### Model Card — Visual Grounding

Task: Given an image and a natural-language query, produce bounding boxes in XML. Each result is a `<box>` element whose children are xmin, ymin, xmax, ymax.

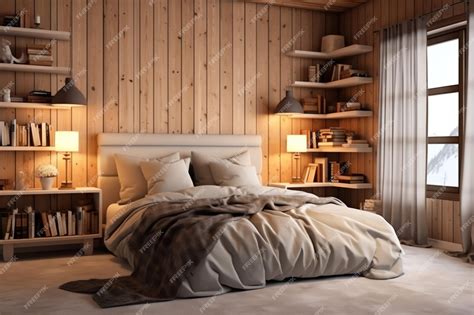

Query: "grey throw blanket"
<box><xmin>60</xmin><ymin>194</ymin><xmax>343</xmax><ymax>308</ymax></box>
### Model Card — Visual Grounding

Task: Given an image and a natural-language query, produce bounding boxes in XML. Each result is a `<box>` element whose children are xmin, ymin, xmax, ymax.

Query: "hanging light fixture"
<box><xmin>52</xmin><ymin>77</ymin><xmax>86</xmax><ymax>107</ymax></box>
<box><xmin>274</xmin><ymin>90</ymin><xmax>304</xmax><ymax>115</ymax></box>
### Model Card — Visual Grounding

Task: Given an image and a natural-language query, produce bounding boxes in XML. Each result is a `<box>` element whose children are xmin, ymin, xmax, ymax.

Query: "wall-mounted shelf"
<box><xmin>0</xmin><ymin>26</ymin><xmax>70</xmax><ymax>41</ymax></box>
<box><xmin>286</xmin><ymin>44</ymin><xmax>373</xmax><ymax>60</ymax></box>
<box><xmin>0</xmin><ymin>147</ymin><xmax>55</xmax><ymax>152</ymax></box>
<box><xmin>291</xmin><ymin>77</ymin><xmax>373</xmax><ymax>89</ymax></box>
<box><xmin>0</xmin><ymin>187</ymin><xmax>100</xmax><ymax>196</ymax></box>
<box><xmin>270</xmin><ymin>182</ymin><xmax>372</xmax><ymax>190</ymax></box>
<box><xmin>287</xmin><ymin>110</ymin><xmax>373</xmax><ymax>119</ymax></box>
<box><xmin>307</xmin><ymin>147</ymin><xmax>372</xmax><ymax>153</ymax></box>
<box><xmin>0</xmin><ymin>102</ymin><xmax>71</xmax><ymax>110</ymax></box>
<box><xmin>0</xmin><ymin>63</ymin><xmax>70</xmax><ymax>75</ymax></box>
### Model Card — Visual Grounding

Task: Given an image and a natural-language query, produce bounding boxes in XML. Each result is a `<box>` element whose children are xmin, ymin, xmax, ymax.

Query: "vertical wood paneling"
<box><xmin>154</xmin><ymin>0</ymin><xmax>169</xmax><ymax>133</ymax></box>
<box><xmin>207</xmin><ymin>0</ymin><xmax>220</xmax><ymax>134</ymax></box>
<box><xmin>256</xmin><ymin>3</ymin><xmax>269</xmax><ymax>184</ymax></box>
<box><xmin>244</xmin><ymin>2</ymin><xmax>257</xmax><ymax>135</ymax></box>
<box><xmin>104</xmin><ymin>0</ymin><xmax>119</xmax><ymax>133</ymax></box>
<box><xmin>220</xmin><ymin>0</ymin><xmax>233</xmax><ymax>134</ymax></box>
<box><xmin>232</xmin><ymin>0</ymin><xmax>245</xmax><ymax>134</ymax></box>
<box><xmin>139</xmin><ymin>0</ymin><xmax>154</xmax><ymax>133</ymax></box>
<box><xmin>195</xmin><ymin>0</ymin><xmax>207</xmax><ymax>134</ymax></box>
<box><xmin>268</xmin><ymin>6</ymin><xmax>281</xmax><ymax>183</ymax></box>
<box><xmin>181</xmin><ymin>0</ymin><xmax>195</xmax><ymax>134</ymax></box>
<box><xmin>168</xmin><ymin>0</ymin><xmax>182</xmax><ymax>134</ymax></box>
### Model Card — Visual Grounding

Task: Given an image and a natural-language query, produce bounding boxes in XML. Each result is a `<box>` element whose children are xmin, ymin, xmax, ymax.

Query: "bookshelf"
<box><xmin>270</xmin><ymin>182</ymin><xmax>373</xmax><ymax>190</ymax></box>
<box><xmin>291</xmin><ymin>77</ymin><xmax>373</xmax><ymax>89</ymax></box>
<box><xmin>286</xmin><ymin>44</ymin><xmax>373</xmax><ymax>60</ymax></box>
<box><xmin>287</xmin><ymin>110</ymin><xmax>373</xmax><ymax>119</ymax></box>
<box><xmin>307</xmin><ymin>147</ymin><xmax>373</xmax><ymax>153</ymax></box>
<box><xmin>0</xmin><ymin>63</ymin><xmax>71</xmax><ymax>75</ymax></box>
<box><xmin>0</xmin><ymin>147</ymin><xmax>56</xmax><ymax>152</ymax></box>
<box><xmin>283</xmin><ymin>42</ymin><xmax>374</xmax><ymax>193</ymax></box>
<box><xmin>0</xmin><ymin>188</ymin><xmax>102</xmax><ymax>261</ymax></box>
<box><xmin>0</xmin><ymin>26</ymin><xmax>71</xmax><ymax>40</ymax></box>
<box><xmin>0</xmin><ymin>102</ymin><xmax>71</xmax><ymax>110</ymax></box>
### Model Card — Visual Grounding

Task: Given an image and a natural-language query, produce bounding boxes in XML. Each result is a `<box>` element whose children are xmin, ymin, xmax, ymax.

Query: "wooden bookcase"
<box><xmin>0</xmin><ymin>188</ymin><xmax>102</xmax><ymax>261</ymax></box>
<box><xmin>272</xmin><ymin>43</ymin><xmax>373</xmax><ymax>191</ymax></box>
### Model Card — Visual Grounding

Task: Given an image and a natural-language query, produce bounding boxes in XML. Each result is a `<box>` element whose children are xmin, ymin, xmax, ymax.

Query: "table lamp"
<box><xmin>287</xmin><ymin>135</ymin><xmax>307</xmax><ymax>183</ymax></box>
<box><xmin>55</xmin><ymin>131</ymin><xmax>79</xmax><ymax>189</ymax></box>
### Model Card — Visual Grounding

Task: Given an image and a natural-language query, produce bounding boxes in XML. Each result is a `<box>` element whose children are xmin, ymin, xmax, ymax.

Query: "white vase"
<box><xmin>40</xmin><ymin>177</ymin><xmax>55</xmax><ymax>190</ymax></box>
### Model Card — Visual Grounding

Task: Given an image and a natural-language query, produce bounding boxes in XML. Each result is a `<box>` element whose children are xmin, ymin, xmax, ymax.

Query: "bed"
<box><xmin>75</xmin><ymin>133</ymin><xmax>404</xmax><ymax>308</ymax></box>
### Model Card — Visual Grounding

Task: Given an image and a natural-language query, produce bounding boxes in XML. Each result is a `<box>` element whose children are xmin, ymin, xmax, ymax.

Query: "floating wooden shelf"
<box><xmin>270</xmin><ymin>182</ymin><xmax>372</xmax><ymax>189</ymax></box>
<box><xmin>0</xmin><ymin>187</ymin><xmax>101</xmax><ymax>196</ymax></box>
<box><xmin>287</xmin><ymin>45</ymin><xmax>373</xmax><ymax>60</ymax></box>
<box><xmin>0</xmin><ymin>233</ymin><xmax>100</xmax><ymax>246</ymax></box>
<box><xmin>0</xmin><ymin>102</ymin><xmax>71</xmax><ymax>110</ymax></box>
<box><xmin>307</xmin><ymin>147</ymin><xmax>372</xmax><ymax>153</ymax></box>
<box><xmin>0</xmin><ymin>26</ymin><xmax>70</xmax><ymax>40</ymax></box>
<box><xmin>0</xmin><ymin>63</ymin><xmax>70</xmax><ymax>75</ymax></box>
<box><xmin>0</xmin><ymin>146</ymin><xmax>55</xmax><ymax>152</ymax></box>
<box><xmin>291</xmin><ymin>77</ymin><xmax>373</xmax><ymax>89</ymax></box>
<box><xmin>287</xmin><ymin>110</ymin><xmax>373</xmax><ymax>119</ymax></box>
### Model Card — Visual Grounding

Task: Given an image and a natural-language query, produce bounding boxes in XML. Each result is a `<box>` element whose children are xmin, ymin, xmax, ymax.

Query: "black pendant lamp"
<box><xmin>274</xmin><ymin>90</ymin><xmax>304</xmax><ymax>115</ymax></box>
<box><xmin>52</xmin><ymin>77</ymin><xmax>86</xmax><ymax>107</ymax></box>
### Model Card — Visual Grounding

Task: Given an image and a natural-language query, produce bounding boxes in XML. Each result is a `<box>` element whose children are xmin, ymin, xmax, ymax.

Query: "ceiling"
<box><xmin>245</xmin><ymin>0</ymin><xmax>368</xmax><ymax>12</ymax></box>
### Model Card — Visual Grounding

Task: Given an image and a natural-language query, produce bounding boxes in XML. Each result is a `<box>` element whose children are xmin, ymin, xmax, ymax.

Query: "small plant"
<box><xmin>35</xmin><ymin>164</ymin><xmax>58</xmax><ymax>178</ymax></box>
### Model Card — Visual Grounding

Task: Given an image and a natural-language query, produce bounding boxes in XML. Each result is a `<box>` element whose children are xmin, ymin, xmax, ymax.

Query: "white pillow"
<box><xmin>114</xmin><ymin>152</ymin><xmax>180</xmax><ymax>203</ymax></box>
<box><xmin>191</xmin><ymin>151</ymin><xmax>251</xmax><ymax>185</ymax></box>
<box><xmin>140</xmin><ymin>159</ymin><xmax>194</xmax><ymax>195</ymax></box>
<box><xmin>209</xmin><ymin>160</ymin><xmax>261</xmax><ymax>187</ymax></box>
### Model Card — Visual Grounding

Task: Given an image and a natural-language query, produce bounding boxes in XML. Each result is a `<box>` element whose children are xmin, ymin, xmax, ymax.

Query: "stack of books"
<box><xmin>335</xmin><ymin>174</ymin><xmax>366</xmax><ymax>184</ymax></box>
<box><xmin>329</xmin><ymin>161</ymin><xmax>351</xmax><ymax>182</ymax></box>
<box><xmin>0</xmin><ymin>120</ymin><xmax>55</xmax><ymax>147</ymax></box>
<box><xmin>302</xmin><ymin>95</ymin><xmax>326</xmax><ymax>114</ymax></box>
<box><xmin>27</xmin><ymin>45</ymin><xmax>53</xmax><ymax>66</ymax></box>
<box><xmin>340</xmin><ymin>68</ymin><xmax>369</xmax><ymax>79</ymax></box>
<box><xmin>303</xmin><ymin>158</ymin><xmax>329</xmax><ymax>183</ymax></box>
<box><xmin>26</xmin><ymin>90</ymin><xmax>52</xmax><ymax>103</ymax></box>
<box><xmin>318</xmin><ymin>127</ymin><xmax>347</xmax><ymax>147</ymax></box>
<box><xmin>0</xmin><ymin>205</ymin><xmax>99</xmax><ymax>240</ymax></box>
<box><xmin>342</xmin><ymin>139</ymin><xmax>369</xmax><ymax>149</ymax></box>
<box><xmin>336</xmin><ymin>102</ymin><xmax>362</xmax><ymax>112</ymax></box>
<box><xmin>331</xmin><ymin>64</ymin><xmax>352</xmax><ymax>81</ymax></box>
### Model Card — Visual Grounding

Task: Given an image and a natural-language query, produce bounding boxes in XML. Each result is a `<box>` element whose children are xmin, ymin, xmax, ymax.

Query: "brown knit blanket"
<box><xmin>60</xmin><ymin>194</ymin><xmax>343</xmax><ymax>308</ymax></box>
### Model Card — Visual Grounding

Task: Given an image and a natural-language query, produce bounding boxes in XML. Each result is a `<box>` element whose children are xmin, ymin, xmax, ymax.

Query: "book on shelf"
<box><xmin>1</xmin><ymin>206</ymin><xmax>99</xmax><ymax>240</ymax></box>
<box><xmin>313</xmin><ymin>158</ymin><xmax>328</xmax><ymax>183</ymax></box>
<box><xmin>0</xmin><ymin>120</ymin><xmax>54</xmax><ymax>147</ymax></box>
<box><xmin>331</xmin><ymin>64</ymin><xmax>352</xmax><ymax>82</ymax></box>
<box><xmin>318</xmin><ymin>142</ymin><xmax>346</xmax><ymax>147</ymax></box>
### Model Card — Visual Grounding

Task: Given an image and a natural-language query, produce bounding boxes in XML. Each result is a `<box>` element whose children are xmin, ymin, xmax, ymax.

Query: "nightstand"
<box><xmin>0</xmin><ymin>187</ymin><xmax>102</xmax><ymax>262</ymax></box>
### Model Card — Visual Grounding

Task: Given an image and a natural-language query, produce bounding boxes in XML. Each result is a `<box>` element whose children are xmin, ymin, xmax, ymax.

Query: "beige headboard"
<box><xmin>97</xmin><ymin>133</ymin><xmax>262</xmax><ymax>215</ymax></box>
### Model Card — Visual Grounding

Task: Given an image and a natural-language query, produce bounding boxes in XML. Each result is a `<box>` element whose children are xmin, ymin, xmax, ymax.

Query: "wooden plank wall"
<box><xmin>0</xmin><ymin>0</ymin><xmax>338</xmax><ymax>195</ymax></box>
<box><xmin>340</xmin><ymin>0</ymin><xmax>468</xmax><ymax>243</ymax></box>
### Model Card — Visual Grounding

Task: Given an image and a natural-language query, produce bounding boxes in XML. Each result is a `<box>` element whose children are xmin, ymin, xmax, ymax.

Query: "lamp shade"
<box><xmin>52</xmin><ymin>78</ymin><xmax>86</xmax><ymax>106</ymax></box>
<box><xmin>274</xmin><ymin>90</ymin><xmax>304</xmax><ymax>115</ymax></box>
<box><xmin>287</xmin><ymin>135</ymin><xmax>307</xmax><ymax>153</ymax></box>
<box><xmin>55</xmin><ymin>131</ymin><xmax>79</xmax><ymax>152</ymax></box>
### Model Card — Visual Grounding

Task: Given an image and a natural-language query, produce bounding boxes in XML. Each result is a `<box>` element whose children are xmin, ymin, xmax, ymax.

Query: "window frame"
<box><xmin>426</xmin><ymin>29</ymin><xmax>465</xmax><ymax>200</ymax></box>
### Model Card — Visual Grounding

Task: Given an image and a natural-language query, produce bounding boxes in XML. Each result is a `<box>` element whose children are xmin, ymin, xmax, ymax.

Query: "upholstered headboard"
<box><xmin>97</xmin><ymin>133</ymin><xmax>262</xmax><ymax>215</ymax></box>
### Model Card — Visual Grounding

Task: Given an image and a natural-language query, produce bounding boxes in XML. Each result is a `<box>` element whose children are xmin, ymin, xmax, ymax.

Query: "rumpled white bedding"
<box><xmin>105</xmin><ymin>186</ymin><xmax>404</xmax><ymax>297</ymax></box>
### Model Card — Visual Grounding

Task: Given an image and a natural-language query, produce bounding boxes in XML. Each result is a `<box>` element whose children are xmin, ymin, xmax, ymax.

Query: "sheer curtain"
<box><xmin>377</xmin><ymin>18</ymin><xmax>428</xmax><ymax>245</ymax></box>
<box><xmin>460</xmin><ymin>3</ymin><xmax>474</xmax><ymax>261</ymax></box>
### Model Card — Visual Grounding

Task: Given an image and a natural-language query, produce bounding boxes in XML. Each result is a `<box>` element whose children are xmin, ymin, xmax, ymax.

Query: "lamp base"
<box><xmin>59</xmin><ymin>181</ymin><xmax>75</xmax><ymax>190</ymax></box>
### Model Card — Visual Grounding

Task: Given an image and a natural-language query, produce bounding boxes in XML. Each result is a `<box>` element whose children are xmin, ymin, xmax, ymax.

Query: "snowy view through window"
<box><xmin>427</xmin><ymin>38</ymin><xmax>460</xmax><ymax>188</ymax></box>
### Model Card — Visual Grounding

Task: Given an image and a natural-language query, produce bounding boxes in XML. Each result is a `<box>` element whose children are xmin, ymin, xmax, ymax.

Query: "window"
<box><xmin>426</xmin><ymin>30</ymin><xmax>465</xmax><ymax>198</ymax></box>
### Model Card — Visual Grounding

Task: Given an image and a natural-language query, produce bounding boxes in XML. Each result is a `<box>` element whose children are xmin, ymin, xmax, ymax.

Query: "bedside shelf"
<box><xmin>0</xmin><ymin>26</ymin><xmax>70</xmax><ymax>40</ymax></box>
<box><xmin>307</xmin><ymin>147</ymin><xmax>372</xmax><ymax>153</ymax></box>
<box><xmin>287</xmin><ymin>110</ymin><xmax>373</xmax><ymax>119</ymax></box>
<box><xmin>0</xmin><ymin>146</ymin><xmax>55</xmax><ymax>152</ymax></box>
<box><xmin>270</xmin><ymin>182</ymin><xmax>372</xmax><ymax>189</ymax></box>
<box><xmin>0</xmin><ymin>63</ymin><xmax>71</xmax><ymax>75</ymax></box>
<box><xmin>0</xmin><ymin>188</ymin><xmax>100</xmax><ymax>196</ymax></box>
<box><xmin>286</xmin><ymin>44</ymin><xmax>373</xmax><ymax>60</ymax></box>
<box><xmin>0</xmin><ymin>102</ymin><xmax>71</xmax><ymax>110</ymax></box>
<box><xmin>0</xmin><ymin>187</ymin><xmax>102</xmax><ymax>261</ymax></box>
<box><xmin>291</xmin><ymin>77</ymin><xmax>373</xmax><ymax>89</ymax></box>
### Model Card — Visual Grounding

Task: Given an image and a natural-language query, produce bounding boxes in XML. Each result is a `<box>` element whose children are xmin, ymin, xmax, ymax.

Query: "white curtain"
<box><xmin>460</xmin><ymin>3</ymin><xmax>474</xmax><ymax>260</ymax></box>
<box><xmin>378</xmin><ymin>18</ymin><xmax>428</xmax><ymax>245</ymax></box>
